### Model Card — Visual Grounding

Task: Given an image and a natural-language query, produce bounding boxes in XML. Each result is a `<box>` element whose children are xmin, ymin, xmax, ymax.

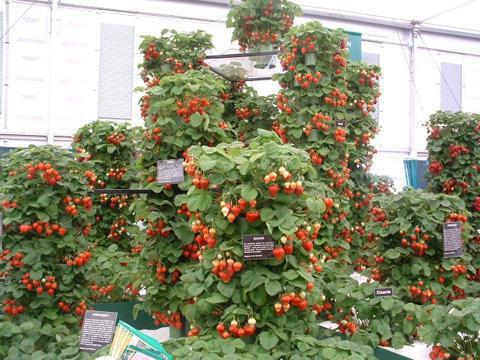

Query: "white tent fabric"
<box><xmin>298</xmin><ymin>0</ymin><xmax>480</xmax><ymax>34</ymax></box>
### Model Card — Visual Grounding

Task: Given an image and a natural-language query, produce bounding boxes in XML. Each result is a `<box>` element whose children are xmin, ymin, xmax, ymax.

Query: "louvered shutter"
<box><xmin>98</xmin><ymin>23</ymin><xmax>134</xmax><ymax>120</ymax></box>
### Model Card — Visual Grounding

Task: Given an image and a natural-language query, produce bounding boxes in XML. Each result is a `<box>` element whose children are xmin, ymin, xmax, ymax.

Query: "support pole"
<box><xmin>46</xmin><ymin>0</ymin><xmax>59</xmax><ymax>145</ymax></box>
<box><xmin>408</xmin><ymin>22</ymin><xmax>419</xmax><ymax>158</ymax></box>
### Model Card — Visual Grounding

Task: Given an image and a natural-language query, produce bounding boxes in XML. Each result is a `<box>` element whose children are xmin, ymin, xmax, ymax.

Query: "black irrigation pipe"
<box><xmin>91</xmin><ymin>189</ymin><xmax>153</xmax><ymax>195</ymax></box>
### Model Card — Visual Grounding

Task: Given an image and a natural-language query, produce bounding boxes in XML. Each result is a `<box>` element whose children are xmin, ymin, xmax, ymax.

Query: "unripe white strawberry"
<box><xmin>221</xmin><ymin>207</ymin><xmax>230</xmax><ymax>217</ymax></box>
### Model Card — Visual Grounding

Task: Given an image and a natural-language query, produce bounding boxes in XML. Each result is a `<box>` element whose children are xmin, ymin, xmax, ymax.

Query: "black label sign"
<box><xmin>335</xmin><ymin>120</ymin><xmax>346</xmax><ymax>128</ymax></box>
<box><xmin>79</xmin><ymin>310</ymin><xmax>118</xmax><ymax>353</ymax></box>
<box><xmin>443</xmin><ymin>222</ymin><xmax>463</xmax><ymax>258</ymax></box>
<box><xmin>374</xmin><ymin>288</ymin><xmax>393</xmax><ymax>297</ymax></box>
<box><xmin>157</xmin><ymin>159</ymin><xmax>184</xmax><ymax>185</ymax></box>
<box><xmin>242</xmin><ymin>234</ymin><xmax>274</xmax><ymax>260</ymax></box>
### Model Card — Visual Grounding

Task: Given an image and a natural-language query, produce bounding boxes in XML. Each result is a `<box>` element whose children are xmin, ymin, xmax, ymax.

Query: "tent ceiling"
<box><xmin>298</xmin><ymin>0</ymin><xmax>480</xmax><ymax>33</ymax></box>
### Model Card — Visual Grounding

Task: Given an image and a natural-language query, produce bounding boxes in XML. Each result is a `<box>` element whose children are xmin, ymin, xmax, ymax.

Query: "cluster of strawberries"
<box><xmin>22</xmin><ymin>273</ymin><xmax>57</xmax><ymax>296</ymax></box>
<box><xmin>64</xmin><ymin>251</ymin><xmax>91</xmax><ymax>267</ymax></box>
<box><xmin>26</xmin><ymin>162</ymin><xmax>62</xmax><ymax>185</ymax></box>
<box><xmin>212</xmin><ymin>258</ymin><xmax>243</xmax><ymax>283</ymax></box>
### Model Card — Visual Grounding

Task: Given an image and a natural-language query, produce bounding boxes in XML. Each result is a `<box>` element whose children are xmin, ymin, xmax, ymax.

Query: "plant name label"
<box><xmin>79</xmin><ymin>310</ymin><xmax>118</xmax><ymax>353</ymax></box>
<box><xmin>335</xmin><ymin>120</ymin><xmax>346</xmax><ymax>128</ymax></box>
<box><xmin>443</xmin><ymin>222</ymin><xmax>463</xmax><ymax>258</ymax></box>
<box><xmin>242</xmin><ymin>234</ymin><xmax>274</xmax><ymax>260</ymax></box>
<box><xmin>157</xmin><ymin>159</ymin><xmax>184</xmax><ymax>184</ymax></box>
<box><xmin>374</xmin><ymin>288</ymin><xmax>393</xmax><ymax>297</ymax></box>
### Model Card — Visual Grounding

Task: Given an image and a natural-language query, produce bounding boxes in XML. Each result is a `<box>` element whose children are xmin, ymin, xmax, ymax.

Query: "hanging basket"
<box><xmin>250</xmin><ymin>44</ymin><xmax>275</xmax><ymax>69</ymax></box>
<box><xmin>305</xmin><ymin>53</ymin><xmax>317</xmax><ymax>66</ymax></box>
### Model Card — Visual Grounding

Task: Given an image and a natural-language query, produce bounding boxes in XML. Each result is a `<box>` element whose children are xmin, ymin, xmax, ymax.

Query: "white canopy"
<box><xmin>298</xmin><ymin>0</ymin><xmax>480</xmax><ymax>35</ymax></box>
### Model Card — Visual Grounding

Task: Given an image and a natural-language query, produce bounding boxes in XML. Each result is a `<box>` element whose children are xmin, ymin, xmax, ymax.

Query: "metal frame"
<box><xmin>205</xmin><ymin>51</ymin><xmax>278</xmax><ymax>82</ymax></box>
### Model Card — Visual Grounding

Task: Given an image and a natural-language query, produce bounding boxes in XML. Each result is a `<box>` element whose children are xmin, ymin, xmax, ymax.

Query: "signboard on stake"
<box><xmin>80</xmin><ymin>310</ymin><xmax>118</xmax><ymax>353</ymax></box>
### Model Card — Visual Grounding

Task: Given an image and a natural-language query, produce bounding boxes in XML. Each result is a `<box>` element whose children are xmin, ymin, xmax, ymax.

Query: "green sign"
<box><xmin>347</xmin><ymin>31</ymin><xmax>362</xmax><ymax>61</ymax></box>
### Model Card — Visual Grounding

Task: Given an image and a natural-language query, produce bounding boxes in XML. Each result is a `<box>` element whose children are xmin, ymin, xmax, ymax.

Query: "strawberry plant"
<box><xmin>221</xmin><ymin>84</ymin><xmax>277</xmax><ymax>143</ymax></box>
<box><xmin>426</xmin><ymin>111</ymin><xmax>480</xmax><ymax>230</ymax></box>
<box><xmin>226</xmin><ymin>0</ymin><xmax>302</xmax><ymax>52</ymax></box>
<box><xmin>171</xmin><ymin>131</ymin><xmax>353</xmax><ymax>354</ymax></box>
<box><xmin>274</xmin><ymin>22</ymin><xmax>382</xmax><ymax>265</ymax></box>
<box><xmin>364</xmin><ymin>189</ymin><xmax>480</xmax><ymax>305</ymax></box>
<box><xmin>139</xmin><ymin>30</ymin><xmax>212</xmax><ymax>81</ymax></box>
<box><xmin>165</xmin><ymin>334</ymin><xmax>375</xmax><ymax>359</ymax></box>
<box><xmin>0</xmin><ymin>315</ymin><xmax>93</xmax><ymax>359</ymax></box>
<box><xmin>0</xmin><ymin>146</ymin><xmax>96</xmax><ymax>358</ymax></box>
<box><xmin>325</xmin><ymin>271</ymin><xmax>450</xmax><ymax>351</ymax></box>
<box><xmin>132</xmin><ymin>69</ymin><xmax>234</xmax><ymax>325</ymax></box>
<box><xmin>418</xmin><ymin>298</ymin><xmax>480</xmax><ymax>360</ymax></box>
<box><xmin>72</xmin><ymin>120</ymin><xmax>140</xmax><ymax>250</ymax></box>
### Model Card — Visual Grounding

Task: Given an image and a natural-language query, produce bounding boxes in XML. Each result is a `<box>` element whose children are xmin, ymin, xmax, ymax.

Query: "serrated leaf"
<box><xmin>258</xmin><ymin>331</ymin><xmax>279</xmax><ymax>350</ymax></box>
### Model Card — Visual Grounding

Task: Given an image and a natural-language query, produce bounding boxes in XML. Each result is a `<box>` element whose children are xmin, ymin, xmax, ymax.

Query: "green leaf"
<box><xmin>260</xmin><ymin>207</ymin><xmax>275</xmax><ymax>221</ymax></box>
<box><xmin>188</xmin><ymin>283</ymin><xmax>204</xmax><ymax>297</ymax></box>
<box><xmin>265</xmin><ymin>280</ymin><xmax>282</xmax><ymax>296</ymax></box>
<box><xmin>187</xmin><ymin>193</ymin><xmax>213</xmax><ymax>211</ymax></box>
<box><xmin>240</xmin><ymin>185</ymin><xmax>258</xmax><ymax>201</ymax></box>
<box><xmin>217</xmin><ymin>282</ymin><xmax>235</xmax><ymax>298</ymax></box>
<box><xmin>381</xmin><ymin>297</ymin><xmax>395</xmax><ymax>311</ymax></box>
<box><xmin>206</xmin><ymin>294</ymin><xmax>228</xmax><ymax>304</ymax></box>
<box><xmin>259</xmin><ymin>331</ymin><xmax>279</xmax><ymax>351</ymax></box>
<box><xmin>197</xmin><ymin>157</ymin><xmax>217</xmax><ymax>171</ymax></box>
<box><xmin>250</xmin><ymin>287</ymin><xmax>267</xmax><ymax>306</ymax></box>
<box><xmin>384</xmin><ymin>249</ymin><xmax>401</xmax><ymax>260</ymax></box>
<box><xmin>19</xmin><ymin>339</ymin><xmax>35</xmax><ymax>354</ymax></box>
<box><xmin>283</xmin><ymin>270</ymin><xmax>299</xmax><ymax>281</ymax></box>
<box><xmin>306</xmin><ymin>198</ymin><xmax>326</xmax><ymax>213</ymax></box>
<box><xmin>391</xmin><ymin>332</ymin><xmax>406</xmax><ymax>349</ymax></box>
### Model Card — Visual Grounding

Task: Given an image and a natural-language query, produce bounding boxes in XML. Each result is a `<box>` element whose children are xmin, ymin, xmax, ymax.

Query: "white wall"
<box><xmin>2</xmin><ymin>0</ymin><xmax>480</xmax><ymax>188</ymax></box>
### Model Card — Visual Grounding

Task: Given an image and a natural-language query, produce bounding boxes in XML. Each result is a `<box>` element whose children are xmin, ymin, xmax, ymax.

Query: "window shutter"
<box><xmin>362</xmin><ymin>52</ymin><xmax>380</xmax><ymax>121</ymax></box>
<box><xmin>98</xmin><ymin>23</ymin><xmax>134</xmax><ymax>120</ymax></box>
<box><xmin>440</xmin><ymin>63</ymin><xmax>462</xmax><ymax>112</ymax></box>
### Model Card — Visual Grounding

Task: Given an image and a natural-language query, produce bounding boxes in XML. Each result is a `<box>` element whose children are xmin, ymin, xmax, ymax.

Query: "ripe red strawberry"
<box><xmin>268</xmin><ymin>184</ymin><xmax>280</xmax><ymax>198</ymax></box>
<box><xmin>245</xmin><ymin>210</ymin><xmax>260</xmax><ymax>223</ymax></box>
<box><xmin>231</xmin><ymin>205</ymin><xmax>242</xmax><ymax>217</ymax></box>
<box><xmin>284</xmin><ymin>244</ymin><xmax>293</xmax><ymax>255</ymax></box>
<box><xmin>216</xmin><ymin>323</ymin><xmax>225</xmax><ymax>333</ymax></box>
<box><xmin>19</xmin><ymin>224</ymin><xmax>32</xmax><ymax>233</ymax></box>
<box><xmin>272</xmin><ymin>247</ymin><xmax>285</xmax><ymax>260</ymax></box>
<box><xmin>302</xmin><ymin>241</ymin><xmax>313</xmax><ymax>252</ymax></box>
<box><xmin>238</xmin><ymin>199</ymin><xmax>248</xmax><ymax>210</ymax></box>
<box><xmin>324</xmin><ymin>198</ymin><xmax>334</xmax><ymax>208</ymax></box>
